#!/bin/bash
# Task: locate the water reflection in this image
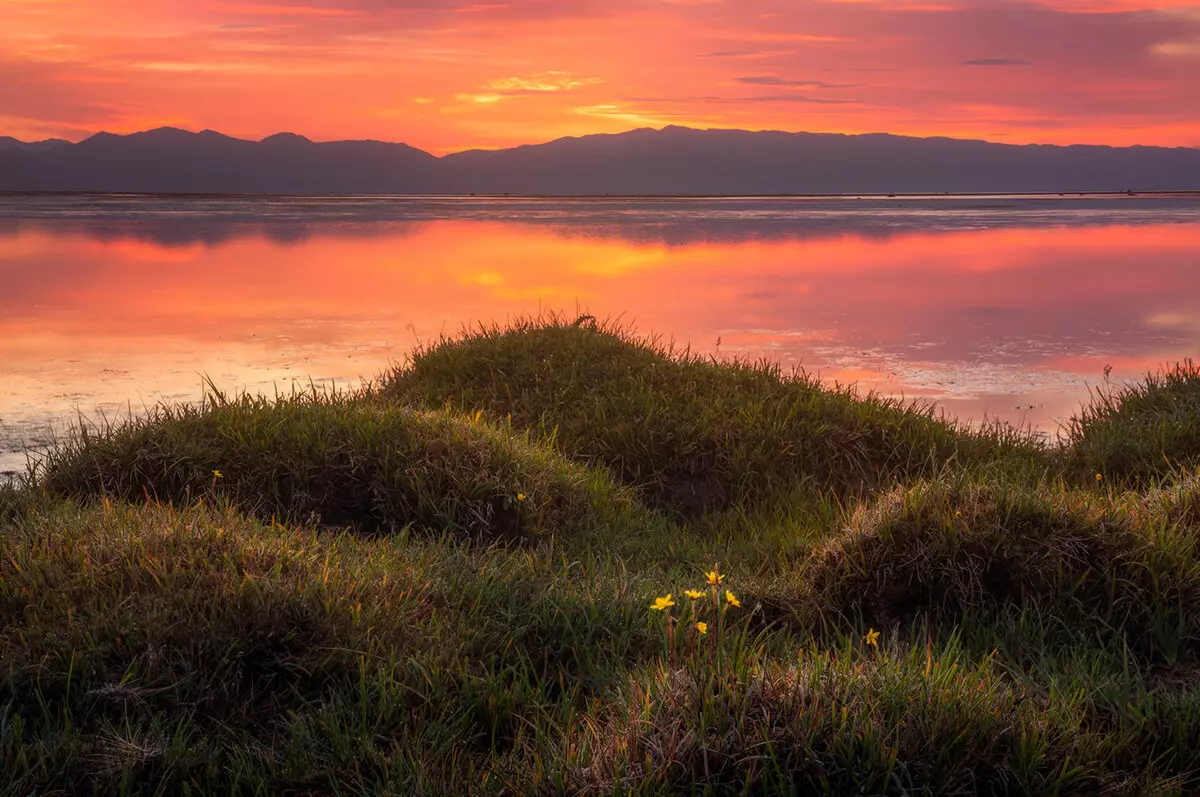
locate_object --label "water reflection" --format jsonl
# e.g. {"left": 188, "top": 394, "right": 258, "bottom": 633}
{"left": 2, "top": 195, "right": 1199, "bottom": 475}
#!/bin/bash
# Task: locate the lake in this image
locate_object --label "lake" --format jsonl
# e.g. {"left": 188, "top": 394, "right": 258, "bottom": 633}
{"left": 3, "top": 193, "right": 1199, "bottom": 479}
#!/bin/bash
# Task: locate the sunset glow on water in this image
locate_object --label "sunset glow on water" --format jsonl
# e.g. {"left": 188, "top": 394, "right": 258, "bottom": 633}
{"left": 2, "top": 194, "right": 1199, "bottom": 475}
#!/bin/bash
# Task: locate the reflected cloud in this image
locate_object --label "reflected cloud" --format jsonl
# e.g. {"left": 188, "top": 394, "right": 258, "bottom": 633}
{"left": 2, "top": 196, "right": 1199, "bottom": 473}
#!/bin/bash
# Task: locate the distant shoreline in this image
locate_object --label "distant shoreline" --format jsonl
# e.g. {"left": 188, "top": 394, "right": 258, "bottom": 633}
{"left": 4, "top": 189, "right": 1200, "bottom": 201}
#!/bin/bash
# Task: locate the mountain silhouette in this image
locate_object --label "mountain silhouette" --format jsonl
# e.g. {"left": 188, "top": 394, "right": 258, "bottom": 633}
{"left": 0, "top": 128, "right": 439, "bottom": 193}
{"left": 2, "top": 125, "right": 1198, "bottom": 195}
{"left": 0, "top": 136, "right": 70, "bottom": 154}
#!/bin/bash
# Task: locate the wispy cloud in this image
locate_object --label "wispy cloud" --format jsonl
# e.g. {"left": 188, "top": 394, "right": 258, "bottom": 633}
{"left": 962, "top": 58, "right": 1033, "bottom": 66}
{"left": 484, "top": 72, "right": 602, "bottom": 93}
{"left": 735, "top": 76, "right": 862, "bottom": 88}
{"left": 1151, "top": 39, "right": 1200, "bottom": 57}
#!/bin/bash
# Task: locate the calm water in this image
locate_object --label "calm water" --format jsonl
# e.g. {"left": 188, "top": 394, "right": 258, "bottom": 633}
{"left": 3, "top": 193, "right": 1200, "bottom": 478}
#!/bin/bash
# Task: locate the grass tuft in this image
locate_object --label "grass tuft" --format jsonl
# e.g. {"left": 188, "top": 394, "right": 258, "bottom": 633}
{"left": 806, "top": 477, "right": 1200, "bottom": 659}
{"left": 561, "top": 638, "right": 1099, "bottom": 795}
{"left": 39, "top": 389, "right": 640, "bottom": 541}
{"left": 1065, "top": 360, "right": 1200, "bottom": 486}
{"left": 384, "top": 315, "right": 1039, "bottom": 517}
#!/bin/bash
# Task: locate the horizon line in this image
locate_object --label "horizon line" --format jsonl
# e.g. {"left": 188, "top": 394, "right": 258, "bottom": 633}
{"left": 7, "top": 124, "right": 1200, "bottom": 155}
{"left": 5, "top": 190, "right": 1200, "bottom": 200}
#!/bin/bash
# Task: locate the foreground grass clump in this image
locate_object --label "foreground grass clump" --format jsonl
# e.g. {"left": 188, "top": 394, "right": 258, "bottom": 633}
{"left": 1, "top": 501, "right": 432, "bottom": 791}
{"left": 0, "top": 500, "right": 669, "bottom": 793}
{"left": 41, "top": 390, "right": 638, "bottom": 540}
{"left": 1066, "top": 360, "right": 1200, "bottom": 485}
{"left": 1156, "top": 473, "right": 1200, "bottom": 527}
{"left": 6, "top": 500, "right": 1196, "bottom": 794}
{"left": 563, "top": 640, "right": 1099, "bottom": 795}
{"left": 384, "top": 317, "right": 1036, "bottom": 516}
{"left": 807, "top": 478, "right": 1200, "bottom": 659}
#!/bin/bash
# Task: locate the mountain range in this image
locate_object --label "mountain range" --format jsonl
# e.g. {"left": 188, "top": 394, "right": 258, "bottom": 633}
{"left": 2, "top": 125, "right": 1199, "bottom": 195}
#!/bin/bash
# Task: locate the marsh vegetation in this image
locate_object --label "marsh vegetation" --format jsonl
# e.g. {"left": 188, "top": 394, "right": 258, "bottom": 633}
{"left": 3, "top": 317, "right": 1199, "bottom": 794}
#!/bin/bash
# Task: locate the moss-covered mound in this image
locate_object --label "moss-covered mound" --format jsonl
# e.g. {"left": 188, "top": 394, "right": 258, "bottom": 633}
{"left": 806, "top": 479, "right": 1200, "bottom": 655}
{"left": 41, "top": 392, "right": 637, "bottom": 540}
{"left": 384, "top": 318, "right": 1032, "bottom": 516}
{"left": 1065, "top": 360, "right": 1200, "bottom": 486}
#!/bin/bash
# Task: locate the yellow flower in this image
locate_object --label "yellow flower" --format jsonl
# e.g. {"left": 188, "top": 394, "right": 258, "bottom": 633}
{"left": 212, "top": 469, "right": 223, "bottom": 479}
{"left": 725, "top": 590, "right": 740, "bottom": 607}
{"left": 516, "top": 493, "right": 526, "bottom": 502}
{"left": 685, "top": 589, "right": 705, "bottom": 600}
{"left": 1095, "top": 473, "right": 1103, "bottom": 482}
{"left": 705, "top": 569, "right": 724, "bottom": 586}
{"left": 864, "top": 628, "right": 880, "bottom": 647}
{"left": 696, "top": 622, "right": 708, "bottom": 635}
{"left": 650, "top": 595, "right": 675, "bottom": 611}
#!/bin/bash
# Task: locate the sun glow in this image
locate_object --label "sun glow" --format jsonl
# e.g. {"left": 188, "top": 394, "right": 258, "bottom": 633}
{"left": 2, "top": 0, "right": 1198, "bottom": 148}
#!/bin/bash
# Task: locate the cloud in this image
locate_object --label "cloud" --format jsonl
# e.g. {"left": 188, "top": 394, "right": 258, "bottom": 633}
{"left": 450, "top": 72, "right": 602, "bottom": 106}
{"left": 6, "top": 0, "right": 1200, "bottom": 149}
{"left": 484, "top": 72, "right": 602, "bottom": 93}
{"left": 735, "top": 76, "right": 862, "bottom": 88}
{"left": 454, "top": 93, "right": 504, "bottom": 104}
{"left": 1151, "top": 40, "right": 1200, "bottom": 57}
{"left": 722, "top": 95, "right": 862, "bottom": 105}
{"left": 627, "top": 94, "right": 864, "bottom": 106}
{"left": 962, "top": 58, "right": 1034, "bottom": 66}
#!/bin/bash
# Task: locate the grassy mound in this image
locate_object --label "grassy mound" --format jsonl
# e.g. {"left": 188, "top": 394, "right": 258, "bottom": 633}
{"left": 384, "top": 317, "right": 1034, "bottom": 516}
{"left": 806, "top": 478, "right": 1200, "bottom": 657}
{"left": 1, "top": 501, "right": 431, "bottom": 791}
{"left": 0, "top": 500, "right": 667, "bottom": 793}
{"left": 1065, "top": 360, "right": 1200, "bottom": 485}
{"left": 41, "top": 391, "right": 637, "bottom": 540}
{"left": 564, "top": 642, "right": 1099, "bottom": 794}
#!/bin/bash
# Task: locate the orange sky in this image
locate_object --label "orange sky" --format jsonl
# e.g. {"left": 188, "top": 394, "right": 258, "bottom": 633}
{"left": 3, "top": 0, "right": 1200, "bottom": 151}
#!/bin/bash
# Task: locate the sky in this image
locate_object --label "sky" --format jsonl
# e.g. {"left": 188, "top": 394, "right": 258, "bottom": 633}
{"left": 3, "top": 0, "right": 1200, "bottom": 151}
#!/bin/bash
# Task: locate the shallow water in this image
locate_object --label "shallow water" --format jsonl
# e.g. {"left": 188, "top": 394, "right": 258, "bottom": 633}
{"left": 3, "top": 193, "right": 1199, "bottom": 478}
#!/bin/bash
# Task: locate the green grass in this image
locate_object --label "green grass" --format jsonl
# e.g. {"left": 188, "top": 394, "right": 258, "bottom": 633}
{"left": 562, "top": 638, "right": 1105, "bottom": 794}
{"left": 1065, "top": 360, "right": 1200, "bottom": 486}
{"left": 805, "top": 477, "right": 1200, "bottom": 661}
{"left": 39, "top": 387, "right": 643, "bottom": 543}
{"left": 382, "top": 316, "right": 1043, "bottom": 517}
{"left": 4, "top": 316, "right": 1200, "bottom": 794}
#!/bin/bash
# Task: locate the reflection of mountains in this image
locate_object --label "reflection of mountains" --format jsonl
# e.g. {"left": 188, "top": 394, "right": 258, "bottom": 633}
{"left": 2, "top": 195, "right": 1199, "bottom": 248}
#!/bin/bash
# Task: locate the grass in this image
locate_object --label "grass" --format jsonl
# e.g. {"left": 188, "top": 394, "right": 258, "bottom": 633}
{"left": 804, "top": 477, "right": 1200, "bottom": 661}
{"left": 3, "top": 316, "right": 1200, "bottom": 794}
{"left": 1065, "top": 360, "right": 1200, "bottom": 486}
{"left": 382, "top": 316, "right": 1043, "bottom": 517}
{"left": 39, "top": 386, "right": 643, "bottom": 543}
{"left": 562, "top": 639, "right": 1104, "bottom": 794}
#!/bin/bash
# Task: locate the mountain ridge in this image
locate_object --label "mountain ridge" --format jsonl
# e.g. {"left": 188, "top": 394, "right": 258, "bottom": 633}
{"left": 2, "top": 125, "right": 1199, "bottom": 195}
